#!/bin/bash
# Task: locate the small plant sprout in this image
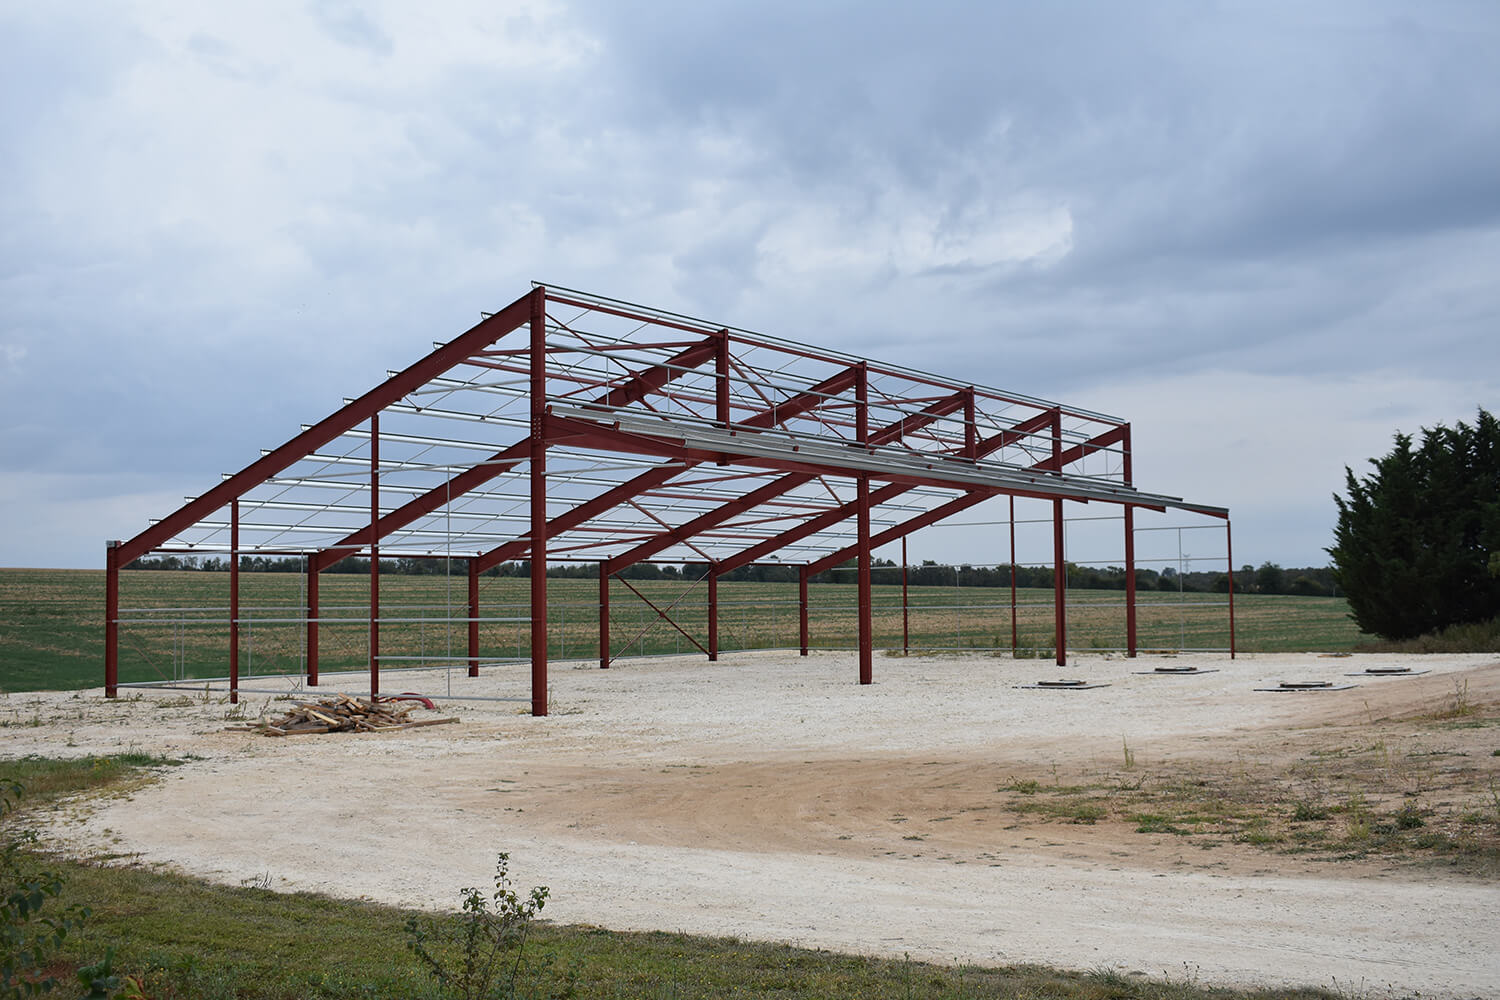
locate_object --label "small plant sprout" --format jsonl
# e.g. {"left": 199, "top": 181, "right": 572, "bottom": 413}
{"left": 406, "top": 852, "right": 553, "bottom": 1000}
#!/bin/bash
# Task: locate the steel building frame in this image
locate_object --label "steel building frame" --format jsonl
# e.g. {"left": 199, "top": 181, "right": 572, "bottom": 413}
{"left": 104, "top": 283, "right": 1232, "bottom": 714}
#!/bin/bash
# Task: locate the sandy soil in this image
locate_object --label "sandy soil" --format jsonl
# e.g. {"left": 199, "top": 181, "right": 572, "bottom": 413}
{"left": 4, "top": 650, "right": 1499, "bottom": 998}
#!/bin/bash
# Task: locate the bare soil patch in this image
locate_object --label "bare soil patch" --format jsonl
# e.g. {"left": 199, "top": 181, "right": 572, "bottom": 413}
{"left": 4, "top": 651, "right": 1498, "bottom": 997}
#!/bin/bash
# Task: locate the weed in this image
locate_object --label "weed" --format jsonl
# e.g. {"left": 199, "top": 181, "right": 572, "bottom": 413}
{"left": 1133, "top": 813, "right": 1185, "bottom": 835}
{"left": 1428, "top": 680, "right": 1477, "bottom": 720}
{"left": 1394, "top": 802, "right": 1425, "bottom": 830}
{"left": 1291, "top": 800, "right": 1329, "bottom": 822}
{"left": 1065, "top": 803, "right": 1107, "bottom": 825}
{"left": 405, "top": 852, "right": 563, "bottom": 1000}
{"left": 1121, "top": 737, "right": 1136, "bottom": 770}
{"left": 1236, "top": 823, "right": 1283, "bottom": 846}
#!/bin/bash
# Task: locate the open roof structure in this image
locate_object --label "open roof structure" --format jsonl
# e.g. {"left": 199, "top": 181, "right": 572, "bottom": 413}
{"left": 105, "top": 283, "right": 1232, "bottom": 714}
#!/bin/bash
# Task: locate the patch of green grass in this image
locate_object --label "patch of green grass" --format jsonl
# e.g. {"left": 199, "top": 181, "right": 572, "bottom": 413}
{"left": 3, "top": 568, "right": 1372, "bottom": 692}
{"left": 1132, "top": 813, "right": 1187, "bottom": 835}
{"left": 53, "top": 861, "right": 1352, "bottom": 1000}
{"left": 0, "top": 753, "right": 188, "bottom": 806}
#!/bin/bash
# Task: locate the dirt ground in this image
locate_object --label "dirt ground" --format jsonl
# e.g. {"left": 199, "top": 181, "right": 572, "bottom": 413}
{"left": 4, "top": 650, "right": 1499, "bottom": 998}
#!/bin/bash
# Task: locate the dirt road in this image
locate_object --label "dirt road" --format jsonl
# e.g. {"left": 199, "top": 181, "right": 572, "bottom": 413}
{"left": 6, "top": 650, "right": 1498, "bottom": 997}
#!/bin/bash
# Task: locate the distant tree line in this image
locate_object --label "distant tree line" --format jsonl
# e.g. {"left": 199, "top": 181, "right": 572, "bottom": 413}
{"left": 799, "top": 559, "right": 1338, "bottom": 595}
{"left": 125, "top": 554, "right": 1338, "bottom": 594}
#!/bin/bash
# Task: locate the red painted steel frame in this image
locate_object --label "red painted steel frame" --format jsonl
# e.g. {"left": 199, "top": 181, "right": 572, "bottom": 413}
{"left": 103, "top": 282, "right": 1229, "bottom": 714}
{"left": 1123, "top": 425, "right": 1137, "bottom": 658}
{"left": 104, "top": 542, "right": 120, "bottom": 697}
{"left": 1227, "top": 521, "right": 1237, "bottom": 659}
{"left": 469, "top": 561, "right": 481, "bottom": 677}
{"left": 529, "top": 292, "right": 548, "bottom": 716}
{"left": 229, "top": 499, "right": 240, "bottom": 705}
{"left": 370, "top": 413, "right": 381, "bottom": 698}
{"left": 306, "top": 562, "right": 320, "bottom": 686}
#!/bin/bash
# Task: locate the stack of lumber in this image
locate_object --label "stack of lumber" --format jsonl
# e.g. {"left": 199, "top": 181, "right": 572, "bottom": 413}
{"left": 228, "top": 694, "right": 458, "bottom": 737}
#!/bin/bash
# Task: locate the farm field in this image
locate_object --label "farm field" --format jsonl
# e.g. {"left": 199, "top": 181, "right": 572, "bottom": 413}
{"left": 1, "top": 567, "right": 1365, "bottom": 692}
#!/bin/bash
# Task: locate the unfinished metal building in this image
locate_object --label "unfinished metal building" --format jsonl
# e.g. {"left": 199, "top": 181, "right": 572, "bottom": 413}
{"left": 104, "top": 284, "right": 1232, "bottom": 714}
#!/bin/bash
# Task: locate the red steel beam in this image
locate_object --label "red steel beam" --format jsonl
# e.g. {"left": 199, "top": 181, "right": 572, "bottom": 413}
{"left": 677, "top": 390, "right": 973, "bottom": 576}
{"left": 311, "top": 440, "right": 532, "bottom": 574}
{"left": 112, "top": 288, "right": 539, "bottom": 568}
{"left": 311, "top": 334, "right": 724, "bottom": 574}
{"left": 1032, "top": 423, "right": 1129, "bottom": 473}
{"left": 593, "top": 336, "right": 721, "bottom": 409}
{"left": 474, "top": 365, "right": 863, "bottom": 574}
{"left": 721, "top": 406, "right": 1055, "bottom": 576}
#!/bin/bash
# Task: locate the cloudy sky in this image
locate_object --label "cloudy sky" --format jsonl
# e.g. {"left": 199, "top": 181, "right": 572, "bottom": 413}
{"left": 2, "top": 0, "right": 1497, "bottom": 572}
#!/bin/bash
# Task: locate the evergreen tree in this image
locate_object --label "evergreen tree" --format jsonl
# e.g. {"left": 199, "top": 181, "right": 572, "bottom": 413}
{"left": 1330, "top": 407, "right": 1500, "bottom": 639}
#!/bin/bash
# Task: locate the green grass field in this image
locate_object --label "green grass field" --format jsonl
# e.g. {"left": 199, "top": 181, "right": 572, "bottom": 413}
{"left": 0, "top": 567, "right": 1367, "bottom": 692}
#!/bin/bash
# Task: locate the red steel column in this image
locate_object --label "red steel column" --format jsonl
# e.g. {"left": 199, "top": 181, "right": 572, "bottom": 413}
{"left": 229, "top": 499, "right": 240, "bottom": 705}
{"left": 856, "top": 364, "right": 872, "bottom": 684}
{"left": 105, "top": 542, "right": 120, "bottom": 697}
{"left": 306, "top": 560, "right": 320, "bottom": 686}
{"left": 468, "top": 560, "right": 480, "bottom": 677}
{"left": 1124, "top": 506, "right": 1137, "bottom": 657}
{"left": 598, "top": 564, "right": 610, "bottom": 669}
{"left": 1226, "top": 520, "right": 1237, "bottom": 660}
{"left": 1009, "top": 495, "right": 1018, "bottom": 655}
{"left": 1053, "top": 499, "right": 1066, "bottom": 667}
{"left": 799, "top": 565, "right": 809, "bottom": 656}
{"left": 529, "top": 289, "right": 549, "bottom": 716}
{"left": 858, "top": 477, "right": 872, "bottom": 683}
{"left": 1123, "top": 424, "right": 1137, "bottom": 657}
{"left": 715, "top": 328, "right": 731, "bottom": 458}
{"left": 369, "top": 414, "right": 380, "bottom": 697}
{"left": 1051, "top": 411, "right": 1066, "bottom": 667}
{"left": 707, "top": 569, "right": 719, "bottom": 661}
{"left": 901, "top": 535, "right": 909, "bottom": 656}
